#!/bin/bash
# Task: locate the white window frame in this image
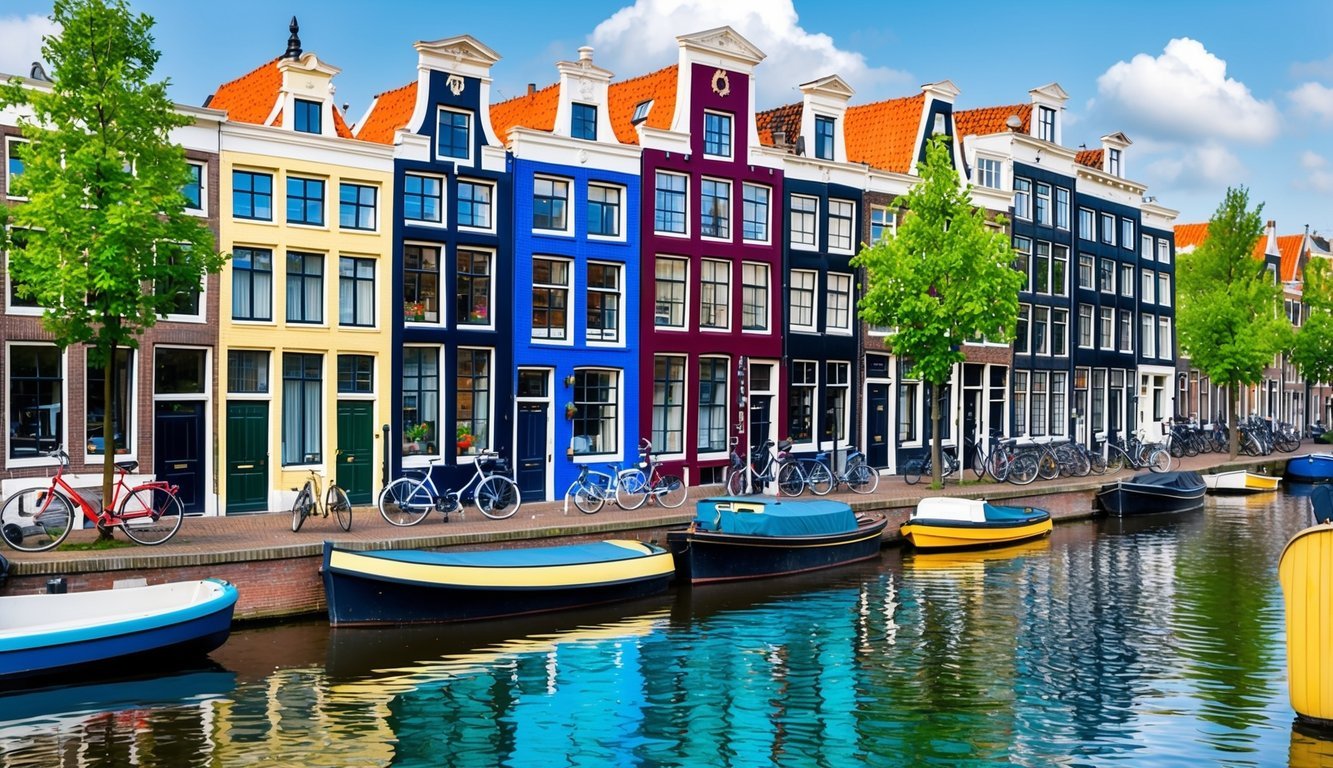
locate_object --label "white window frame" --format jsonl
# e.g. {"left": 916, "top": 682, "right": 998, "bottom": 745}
{"left": 5, "top": 342, "right": 67, "bottom": 469}
{"left": 1121, "top": 218, "right": 1135, "bottom": 250}
{"left": 532, "top": 175, "right": 572, "bottom": 235}
{"left": 587, "top": 182, "right": 626, "bottom": 242}
{"left": 654, "top": 256, "right": 689, "bottom": 330}
{"left": 698, "top": 258, "right": 731, "bottom": 332}
{"left": 1157, "top": 238, "right": 1172, "bottom": 264}
{"left": 1014, "top": 177, "right": 1031, "bottom": 221}
{"left": 1035, "top": 182, "right": 1051, "bottom": 227}
{"left": 1159, "top": 317, "right": 1172, "bottom": 360}
{"left": 741, "top": 182, "right": 770, "bottom": 244}
{"left": 85, "top": 347, "right": 138, "bottom": 464}
{"left": 1100, "top": 212, "right": 1116, "bottom": 246}
{"left": 1099, "top": 307, "right": 1114, "bottom": 351}
{"left": 1078, "top": 304, "right": 1094, "bottom": 349}
{"left": 703, "top": 110, "right": 733, "bottom": 160}
{"left": 699, "top": 177, "right": 732, "bottom": 241}
{"left": 870, "top": 206, "right": 895, "bottom": 244}
{"left": 828, "top": 199, "right": 855, "bottom": 254}
{"left": 975, "top": 157, "right": 1001, "bottom": 189}
{"left": 1119, "top": 263, "right": 1134, "bottom": 298}
{"left": 1079, "top": 207, "right": 1095, "bottom": 241}
{"left": 5, "top": 136, "right": 29, "bottom": 201}
{"left": 531, "top": 256, "right": 572, "bottom": 344}
{"left": 435, "top": 106, "right": 473, "bottom": 164}
{"left": 404, "top": 172, "right": 447, "bottom": 227}
{"left": 1055, "top": 187, "right": 1070, "bottom": 230}
{"left": 1158, "top": 273, "right": 1171, "bottom": 307}
{"left": 1141, "top": 269, "right": 1155, "bottom": 305}
{"left": 183, "top": 160, "right": 207, "bottom": 216}
{"left": 1141, "top": 313, "right": 1156, "bottom": 359}
{"left": 586, "top": 260, "right": 624, "bottom": 346}
{"left": 740, "top": 261, "right": 770, "bottom": 334}
{"left": 790, "top": 195, "right": 818, "bottom": 250}
{"left": 826, "top": 272, "right": 853, "bottom": 334}
{"left": 653, "top": 171, "right": 688, "bottom": 237}
{"left": 1119, "top": 310, "right": 1133, "bottom": 353}
{"left": 455, "top": 178, "right": 495, "bottom": 233}
{"left": 789, "top": 269, "right": 817, "bottom": 332}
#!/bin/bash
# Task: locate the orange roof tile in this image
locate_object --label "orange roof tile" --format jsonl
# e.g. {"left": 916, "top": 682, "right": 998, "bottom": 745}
{"left": 490, "top": 82, "right": 560, "bottom": 145}
{"left": 606, "top": 66, "right": 677, "bottom": 145}
{"left": 1278, "top": 234, "right": 1304, "bottom": 281}
{"left": 1174, "top": 223, "right": 1209, "bottom": 250}
{"left": 755, "top": 102, "right": 802, "bottom": 148}
{"left": 355, "top": 82, "right": 417, "bottom": 145}
{"left": 952, "top": 103, "right": 1030, "bottom": 142}
{"left": 208, "top": 58, "right": 282, "bottom": 126}
{"left": 1075, "top": 148, "right": 1103, "bottom": 169}
{"left": 845, "top": 93, "right": 925, "bottom": 174}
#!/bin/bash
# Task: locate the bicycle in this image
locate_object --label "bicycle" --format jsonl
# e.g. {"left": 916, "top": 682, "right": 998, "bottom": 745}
{"left": 290, "top": 468, "right": 351, "bottom": 533}
{"left": 379, "top": 451, "right": 521, "bottom": 525}
{"left": 726, "top": 439, "right": 785, "bottom": 495}
{"left": 1097, "top": 430, "right": 1172, "bottom": 473}
{"left": 803, "top": 446, "right": 880, "bottom": 494}
{"left": 903, "top": 446, "right": 961, "bottom": 486}
{"left": 0, "top": 448, "right": 183, "bottom": 552}
{"left": 564, "top": 458, "right": 648, "bottom": 515}
{"left": 627, "top": 439, "right": 688, "bottom": 509}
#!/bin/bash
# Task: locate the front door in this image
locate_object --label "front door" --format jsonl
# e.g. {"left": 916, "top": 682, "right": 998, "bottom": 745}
{"left": 749, "top": 395, "right": 772, "bottom": 453}
{"left": 867, "top": 384, "right": 889, "bottom": 469}
{"left": 226, "top": 401, "right": 268, "bottom": 514}
{"left": 336, "top": 401, "right": 374, "bottom": 505}
{"left": 516, "top": 401, "right": 548, "bottom": 501}
{"left": 154, "top": 402, "right": 205, "bottom": 515}
{"left": 962, "top": 389, "right": 982, "bottom": 470}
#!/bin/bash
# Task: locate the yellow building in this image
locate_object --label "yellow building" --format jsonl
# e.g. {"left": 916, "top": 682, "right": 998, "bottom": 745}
{"left": 209, "top": 32, "right": 394, "bottom": 514}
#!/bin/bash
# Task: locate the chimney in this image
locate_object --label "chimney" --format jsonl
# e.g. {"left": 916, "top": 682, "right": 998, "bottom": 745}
{"left": 771, "top": 127, "right": 785, "bottom": 148}
{"left": 527, "top": 83, "right": 536, "bottom": 96}
{"left": 578, "top": 46, "right": 593, "bottom": 62}
{"left": 284, "top": 16, "right": 302, "bottom": 60}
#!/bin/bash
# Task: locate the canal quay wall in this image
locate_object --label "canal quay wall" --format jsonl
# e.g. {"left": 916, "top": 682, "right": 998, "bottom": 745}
{"left": 0, "top": 452, "right": 1295, "bottom": 621}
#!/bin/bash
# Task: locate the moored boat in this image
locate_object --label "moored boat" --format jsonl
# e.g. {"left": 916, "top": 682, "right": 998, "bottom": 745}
{"left": 1096, "top": 470, "right": 1206, "bottom": 516}
{"left": 1201, "top": 469, "right": 1281, "bottom": 495}
{"left": 900, "top": 497, "right": 1052, "bottom": 550}
{"left": 0, "top": 579, "right": 238, "bottom": 683}
{"left": 1279, "top": 492, "right": 1333, "bottom": 727}
{"left": 321, "top": 539, "right": 675, "bottom": 626}
{"left": 1286, "top": 453, "right": 1333, "bottom": 483}
{"left": 665, "top": 497, "right": 886, "bottom": 585}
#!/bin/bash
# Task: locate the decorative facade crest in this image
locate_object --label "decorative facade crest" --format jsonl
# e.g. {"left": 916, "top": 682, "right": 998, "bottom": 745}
{"left": 447, "top": 74, "right": 465, "bottom": 96}
{"left": 711, "top": 69, "right": 730, "bottom": 98}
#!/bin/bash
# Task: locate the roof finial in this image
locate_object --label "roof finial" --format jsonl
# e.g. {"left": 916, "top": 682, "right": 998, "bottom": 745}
{"left": 284, "top": 16, "right": 302, "bottom": 60}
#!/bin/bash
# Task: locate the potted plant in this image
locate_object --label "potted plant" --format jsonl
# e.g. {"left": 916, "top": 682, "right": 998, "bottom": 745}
{"left": 564, "top": 402, "right": 578, "bottom": 420}
{"left": 404, "top": 422, "right": 430, "bottom": 453}
{"left": 404, "top": 300, "right": 426, "bottom": 322}
{"left": 456, "top": 423, "right": 476, "bottom": 453}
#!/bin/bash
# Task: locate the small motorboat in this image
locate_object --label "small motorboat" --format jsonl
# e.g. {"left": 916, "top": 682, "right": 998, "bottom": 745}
{"left": 1097, "top": 470, "right": 1206, "bottom": 516}
{"left": 900, "top": 497, "right": 1052, "bottom": 550}
{"left": 322, "top": 539, "right": 675, "bottom": 626}
{"left": 0, "top": 579, "right": 238, "bottom": 683}
{"left": 1201, "top": 470, "right": 1281, "bottom": 495}
{"left": 1286, "top": 454, "right": 1333, "bottom": 483}
{"left": 1279, "top": 485, "right": 1333, "bottom": 728}
{"left": 666, "top": 497, "right": 886, "bottom": 585}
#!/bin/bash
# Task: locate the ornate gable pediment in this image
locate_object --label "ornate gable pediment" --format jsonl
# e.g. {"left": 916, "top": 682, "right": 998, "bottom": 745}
{"left": 1029, "top": 82, "right": 1069, "bottom": 104}
{"left": 677, "top": 26, "right": 766, "bottom": 66}
{"left": 414, "top": 35, "right": 502, "bottom": 75}
{"left": 801, "top": 74, "right": 855, "bottom": 99}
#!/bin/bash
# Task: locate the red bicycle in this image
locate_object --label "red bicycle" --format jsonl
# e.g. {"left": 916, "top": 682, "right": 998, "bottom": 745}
{"left": 0, "top": 448, "right": 183, "bottom": 552}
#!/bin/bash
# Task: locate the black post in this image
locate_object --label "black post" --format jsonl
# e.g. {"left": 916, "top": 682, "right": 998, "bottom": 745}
{"left": 381, "top": 423, "right": 391, "bottom": 488}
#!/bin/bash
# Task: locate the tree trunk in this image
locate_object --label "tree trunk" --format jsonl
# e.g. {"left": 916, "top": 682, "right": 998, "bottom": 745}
{"left": 930, "top": 380, "right": 943, "bottom": 488}
{"left": 1228, "top": 384, "right": 1239, "bottom": 459}
{"left": 98, "top": 343, "right": 117, "bottom": 541}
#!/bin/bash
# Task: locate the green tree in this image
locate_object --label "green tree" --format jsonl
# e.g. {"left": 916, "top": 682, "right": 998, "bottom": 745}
{"left": 0, "top": 0, "right": 223, "bottom": 526}
{"left": 1292, "top": 257, "right": 1333, "bottom": 415}
{"left": 852, "top": 135, "right": 1023, "bottom": 486}
{"left": 1176, "top": 187, "right": 1291, "bottom": 457}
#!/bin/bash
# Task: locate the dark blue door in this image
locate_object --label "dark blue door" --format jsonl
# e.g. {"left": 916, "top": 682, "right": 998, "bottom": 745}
{"left": 154, "top": 401, "right": 205, "bottom": 515}
{"left": 516, "top": 402, "right": 548, "bottom": 501}
{"left": 867, "top": 384, "right": 889, "bottom": 469}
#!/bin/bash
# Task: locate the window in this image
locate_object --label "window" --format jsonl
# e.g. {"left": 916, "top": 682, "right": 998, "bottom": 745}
{"left": 1119, "top": 264, "right": 1134, "bottom": 297}
{"left": 231, "top": 247, "right": 273, "bottom": 321}
{"left": 1033, "top": 306, "right": 1050, "bottom": 355}
{"left": 1078, "top": 254, "right": 1094, "bottom": 290}
{"left": 1098, "top": 258, "right": 1115, "bottom": 293}
{"left": 1142, "top": 269, "right": 1156, "bottom": 304}
{"left": 228, "top": 351, "right": 268, "bottom": 394}
{"left": 1013, "top": 371, "right": 1028, "bottom": 437}
{"left": 338, "top": 256, "right": 375, "bottom": 327}
{"left": 232, "top": 170, "right": 272, "bottom": 220}
{"left": 286, "top": 251, "right": 323, "bottom": 324}
{"left": 1052, "top": 245, "right": 1068, "bottom": 296}
{"left": 457, "top": 249, "right": 492, "bottom": 326}
{"left": 1157, "top": 238, "right": 1171, "bottom": 264}
{"left": 704, "top": 111, "right": 732, "bottom": 158}
{"left": 1055, "top": 187, "right": 1070, "bottom": 230}
{"left": 1100, "top": 212, "right": 1115, "bottom": 246}
{"left": 698, "top": 358, "right": 728, "bottom": 453}
{"left": 1034, "top": 242, "right": 1050, "bottom": 294}
{"left": 742, "top": 183, "right": 769, "bottom": 242}
{"left": 339, "top": 183, "right": 376, "bottom": 230}
{"left": 826, "top": 272, "right": 852, "bottom": 332}
{"left": 871, "top": 206, "right": 894, "bottom": 244}
{"left": 282, "top": 353, "right": 322, "bottom": 465}
{"left": 824, "top": 362, "right": 849, "bottom": 442}
{"left": 1015, "top": 304, "right": 1030, "bottom": 354}
{"left": 788, "top": 361, "right": 816, "bottom": 443}
{"left": 654, "top": 257, "right": 686, "bottom": 328}
{"left": 337, "top": 354, "right": 374, "bottom": 394}
{"left": 1079, "top": 304, "right": 1093, "bottom": 348}
{"left": 404, "top": 174, "right": 443, "bottom": 223}
{"left": 1031, "top": 372, "right": 1048, "bottom": 437}
{"left": 1158, "top": 273, "right": 1171, "bottom": 307}
{"left": 9, "top": 345, "right": 62, "bottom": 458}
{"left": 1119, "top": 310, "right": 1133, "bottom": 353}
{"left": 1121, "top": 218, "right": 1135, "bottom": 249}
{"left": 1108, "top": 147, "right": 1121, "bottom": 177}
{"left": 403, "top": 244, "right": 440, "bottom": 323}
{"left": 790, "top": 270, "right": 816, "bottom": 331}
{"left": 976, "top": 157, "right": 1001, "bottom": 189}
{"left": 828, "top": 199, "right": 854, "bottom": 252}
{"left": 1099, "top": 307, "right": 1114, "bottom": 350}
{"left": 814, "top": 115, "right": 835, "bottom": 160}
{"left": 456, "top": 348, "right": 492, "bottom": 455}
{"left": 1037, "top": 106, "right": 1055, "bottom": 142}
{"left": 1141, "top": 314, "right": 1156, "bottom": 358}
{"left": 741, "top": 262, "right": 769, "bottom": 332}
{"left": 286, "top": 177, "right": 325, "bottom": 226}
{"left": 1141, "top": 234, "right": 1154, "bottom": 261}
{"left": 183, "top": 162, "right": 204, "bottom": 212}
{"left": 699, "top": 259, "right": 730, "bottom": 330}
{"left": 1159, "top": 317, "right": 1172, "bottom": 359}
{"left": 571, "top": 103, "right": 597, "bottom": 141}
{"left": 1035, "top": 182, "right": 1051, "bottom": 227}
{"left": 573, "top": 369, "right": 619, "bottom": 455}
{"left": 654, "top": 172, "right": 686, "bottom": 234}
{"left": 647, "top": 355, "right": 686, "bottom": 455}
{"left": 1051, "top": 372, "right": 1068, "bottom": 437}
{"left": 436, "top": 108, "right": 470, "bottom": 160}
{"left": 155, "top": 244, "right": 202, "bottom": 317}
{"left": 456, "top": 180, "right": 493, "bottom": 229}
{"left": 1079, "top": 208, "right": 1095, "bottom": 241}
{"left": 531, "top": 257, "right": 569, "bottom": 341}
{"left": 5, "top": 138, "right": 27, "bottom": 198}
{"left": 1014, "top": 178, "right": 1031, "bottom": 220}
{"left": 632, "top": 100, "right": 652, "bottom": 124}
{"left": 586, "top": 262, "right": 621, "bottom": 343}
{"left": 401, "top": 347, "right": 439, "bottom": 456}
{"left": 294, "top": 98, "right": 321, "bottom": 134}
{"left": 700, "top": 179, "right": 730, "bottom": 239}
{"left": 1052, "top": 308, "right": 1068, "bottom": 356}
{"left": 533, "top": 177, "right": 570, "bottom": 231}
{"left": 588, "top": 184, "right": 621, "bottom": 237}
{"left": 1014, "top": 236, "right": 1032, "bottom": 292}
{"left": 790, "top": 195, "right": 817, "bottom": 248}
{"left": 154, "top": 348, "right": 206, "bottom": 396}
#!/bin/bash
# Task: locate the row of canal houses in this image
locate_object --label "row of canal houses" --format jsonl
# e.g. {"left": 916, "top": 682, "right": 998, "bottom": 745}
{"left": 0, "top": 23, "right": 1181, "bottom": 516}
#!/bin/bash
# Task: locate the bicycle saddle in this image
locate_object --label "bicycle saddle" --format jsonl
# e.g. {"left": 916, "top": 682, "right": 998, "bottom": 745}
{"left": 115, "top": 460, "right": 138, "bottom": 472}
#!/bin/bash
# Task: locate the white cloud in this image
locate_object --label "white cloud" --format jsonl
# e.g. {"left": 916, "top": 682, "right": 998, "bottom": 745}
{"left": 1298, "top": 150, "right": 1333, "bottom": 193}
{"left": 1289, "top": 82, "right": 1333, "bottom": 124}
{"left": 1096, "top": 38, "right": 1280, "bottom": 144}
{"left": 0, "top": 14, "right": 57, "bottom": 79}
{"left": 588, "top": 0, "right": 911, "bottom": 107}
{"left": 1292, "top": 54, "right": 1333, "bottom": 81}
{"left": 1144, "top": 141, "right": 1245, "bottom": 189}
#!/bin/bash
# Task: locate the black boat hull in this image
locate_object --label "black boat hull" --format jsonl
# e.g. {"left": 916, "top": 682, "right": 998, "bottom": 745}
{"left": 667, "top": 516, "right": 887, "bottom": 584}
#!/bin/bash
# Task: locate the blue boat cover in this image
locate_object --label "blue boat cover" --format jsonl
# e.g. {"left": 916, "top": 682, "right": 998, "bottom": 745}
{"left": 693, "top": 497, "right": 857, "bottom": 537}
{"left": 354, "top": 541, "right": 655, "bottom": 568}
{"left": 1313, "top": 485, "right": 1333, "bottom": 524}
{"left": 983, "top": 503, "right": 1050, "bottom": 523}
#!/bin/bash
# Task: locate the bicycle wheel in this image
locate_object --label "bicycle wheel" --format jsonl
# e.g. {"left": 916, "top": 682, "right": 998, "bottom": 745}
{"left": 1147, "top": 448, "right": 1173, "bottom": 473}
{"left": 726, "top": 468, "right": 747, "bottom": 496}
{"left": 1007, "top": 453, "right": 1039, "bottom": 485}
{"left": 989, "top": 451, "right": 1011, "bottom": 482}
{"left": 291, "top": 483, "right": 314, "bottom": 533}
{"left": 119, "top": 486, "right": 184, "bottom": 545}
{"left": 1105, "top": 449, "right": 1125, "bottom": 473}
{"left": 655, "top": 475, "right": 688, "bottom": 508}
{"left": 903, "top": 459, "right": 923, "bottom": 486}
{"left": 571, "top": 481, "right": 605, "bottom": 514}
{"left": 804, "top": 463, "right": 833, "bottom": 495}
{"left": 476, "top": 476, "right": 520, "bottom": 519}
{"left": 378, "top": 478, "right": 432, "bottom": 526}
{"left": 848, "top": 462, "right": 880, "bottom": 494}
{"left": 1037, "top": 452, "right": 1059, "bottom": 481}
{"left": 615, "top": 469, "right": 649, "bottom": 510}
{"left": 1, "top": 488, "right": 75, "bottom": 552}
{"left": 971, "top": 449, "right": 988, "bottom": 479}
{"left": 777, "top": 463, "right": 805, "bottom": 496}
{"left": 1088, "top": 451, "right": 1108, "bottom": 475}
{"left": 328, "top": 484, "right": 352, "bottom": 532}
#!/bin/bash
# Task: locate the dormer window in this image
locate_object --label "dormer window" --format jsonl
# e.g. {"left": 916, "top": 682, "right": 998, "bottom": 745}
{"left": 1037, "top": 106, "right": 1055, "bottom": 142}
{"left": 1108, "top": 148, "right": 1122, "bottom": 177}
{"left": 631, "top": 100, "right": 652, "bottom": 124}
{"left": 704, "top": 111, "right": 732, "bottom": 158}
{"left": 436, "top": 108, "right": 471, "bottom": 161}
{"left": 294, "top": 98, "right": 322, "bottom": 135}
{"left": 572, "top": 103, "right": 597, "bottom": 141}
{"left": 814, "top": 116, "right": 835, "bottom": 161}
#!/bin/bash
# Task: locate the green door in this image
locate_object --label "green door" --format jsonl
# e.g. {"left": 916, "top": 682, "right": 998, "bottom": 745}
{"left": 226, "top": 401, "right": 269, "bottom": 514}
{"left": 336, "top": 401, "right": 374, "bottom": 504}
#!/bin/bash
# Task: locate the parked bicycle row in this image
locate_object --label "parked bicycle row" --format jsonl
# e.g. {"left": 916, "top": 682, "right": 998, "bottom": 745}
{"left": 1164, "top": 415, "right": 1302, "bottom": 458}
{"left": 723, "top": 438, "right": 880, "bottom": 497}
{"left": 902, "top": 428, "right": 1178, "bottom": 486}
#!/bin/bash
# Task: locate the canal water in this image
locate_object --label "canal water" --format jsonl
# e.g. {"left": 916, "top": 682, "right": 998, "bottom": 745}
{"left": 4, "top": 489, "right": 1333, "bottom": 767}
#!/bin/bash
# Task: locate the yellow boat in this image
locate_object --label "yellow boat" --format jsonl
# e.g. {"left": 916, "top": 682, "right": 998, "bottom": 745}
{"left": 900, "top": 498, "right": 1053, "bottom": 550}
{"left": 1280, "top": 486, "right": 1333, "bottom": 727}
{"left": 1202, "top": 470, "right": 1281, "bottom": 495}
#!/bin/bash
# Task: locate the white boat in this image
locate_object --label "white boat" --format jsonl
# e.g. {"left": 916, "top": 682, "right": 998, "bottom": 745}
{"left": 1201, "top": 470, "right": 1281, "bottom": 495}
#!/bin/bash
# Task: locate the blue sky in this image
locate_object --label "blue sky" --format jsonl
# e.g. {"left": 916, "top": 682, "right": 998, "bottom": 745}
{"left": 3, "top": 0, "right": 1331, "bottom": 234}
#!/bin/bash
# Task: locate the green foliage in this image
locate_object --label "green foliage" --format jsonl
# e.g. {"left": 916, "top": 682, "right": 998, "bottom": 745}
{"left": 1292, "top": 258, "right": 1333, "bottom": 386}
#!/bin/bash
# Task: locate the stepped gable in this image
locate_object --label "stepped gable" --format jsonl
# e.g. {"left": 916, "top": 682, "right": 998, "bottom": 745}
{"left": 755, "top": 101, "right": 802, "bottom": 148}
{"left": 1075, "top": 148, "right": 1104, "bottom": 169}
{"left": 354, "top": 82, "right": 418, "bottom": 145}
{"left": 490, "top": 82, "right": 560, "bottom": 145}
{"left": 844, "top": 93, "right": 925, "bottom": 174}
{"left": 208, "top": 55, "right": 353, "bottom": 138}
{"left": 606, "top": 65, "right": 677, "bottom": 145}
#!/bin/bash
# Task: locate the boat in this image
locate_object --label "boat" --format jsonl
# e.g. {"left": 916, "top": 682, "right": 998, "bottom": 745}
{"left": 1286, "top": 453, "right": 1333, "bottom": 483}
{"left": 1279, "top": 496, "right": 1333, "bottom": 728}
{"left": 1096, "top": 470, "right": 1206, "bottom": 516}
{"left": 321, "top": 539, "right": 675, "bottom": 626}
{"left": 1201, "top": 469, "right": 1281, "bottom": 495}
{"left": 900, "top": 497, "right": 1053, "bottom": 550}
{"left": 665, "top": 497, "right": 886, "bottom": 585}
{"left": 0, "top": 578, "right": 238, "bottom": 683}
